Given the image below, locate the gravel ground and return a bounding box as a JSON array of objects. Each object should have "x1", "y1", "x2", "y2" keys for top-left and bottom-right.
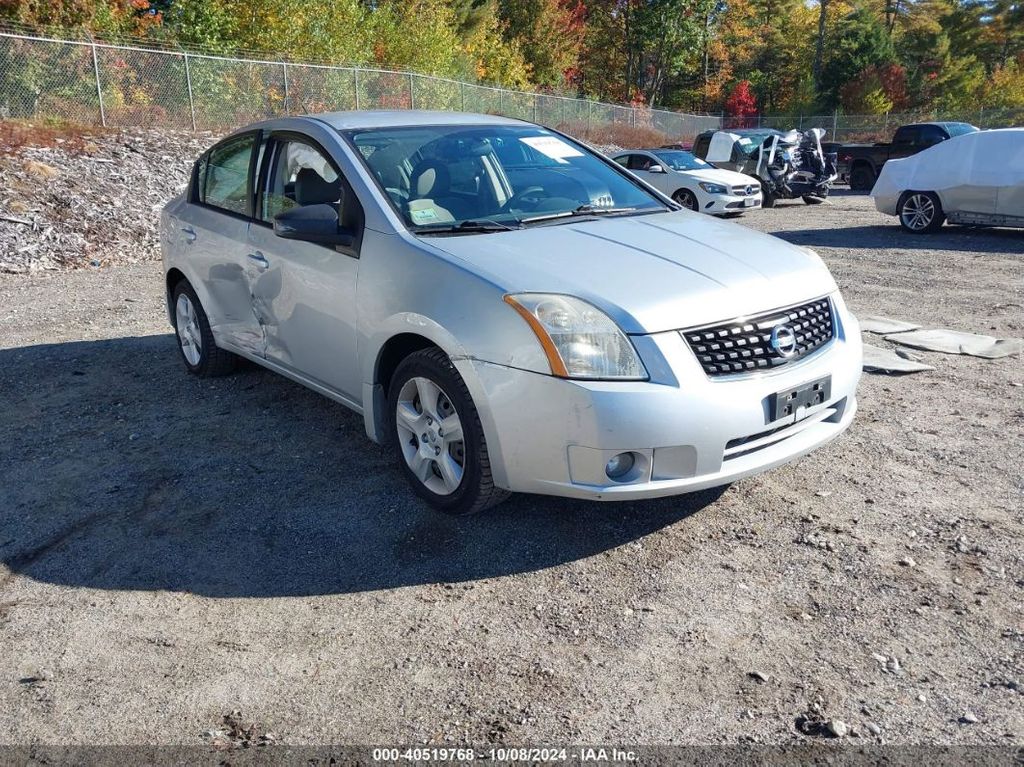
[{"x1": 0, "y1": 138, "x2": 1022, "y2": 749}]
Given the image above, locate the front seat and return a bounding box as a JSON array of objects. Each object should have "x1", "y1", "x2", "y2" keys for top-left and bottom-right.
[
  {"x1": 410, "y1": 160, "x2": 474, "y2": 220},
  {"x1": 294, "y1": 167, "x2": 341, "y2": 206}
]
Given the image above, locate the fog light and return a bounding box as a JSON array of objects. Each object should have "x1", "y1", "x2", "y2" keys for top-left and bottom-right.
[{"x1": 605, "y1": 452, "x2": 635, "y2": 481}]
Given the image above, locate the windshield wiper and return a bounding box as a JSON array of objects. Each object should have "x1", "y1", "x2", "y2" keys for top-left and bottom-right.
[
  {"x1": 521, "y1": 204, "x2": 640, "y2": 224},
  {"x1": 415, "y1": 218, "x2": 524, "y2": 234}
]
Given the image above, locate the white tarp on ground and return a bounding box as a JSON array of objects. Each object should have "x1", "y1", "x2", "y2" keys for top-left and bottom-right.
[
  {"x1": 883, "y1": 329, "x2": 1024, "y2": 359},
  {"x1": 862, "y1": 344, "x2": 935, "y2": 374},
  {"x1": 860, "y1": 316, "x2": 921, "y2": 334}
]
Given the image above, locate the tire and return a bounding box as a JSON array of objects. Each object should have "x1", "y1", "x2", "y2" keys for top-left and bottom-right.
[
  {"x1": 849, "y1": 164, "x2": 876, "y2": 192},
  {"x1": 761, "y1": 190, "x2": 776, "y2": 209},
  {"x1": 171, "y1": 280, "x2": 237, "y2": 377},
  {"x1": 672, "y1": 188, "x2": 699, "y2": 211},
  {"x1": 897, "y1": 191, "x2": 945, "y2": 234},
  {"x1": 388, "y1": 347, "x2": 509, "y2": 515}
]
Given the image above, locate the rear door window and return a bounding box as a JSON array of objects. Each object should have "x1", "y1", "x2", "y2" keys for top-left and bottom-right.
[{"x1": 201, "y1": 133, "x2": 257, "y2": 216}]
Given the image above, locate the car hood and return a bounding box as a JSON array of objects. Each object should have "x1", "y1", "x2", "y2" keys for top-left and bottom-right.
[
  {"x1": 676, "y1": 167, "x2": 756, "y2": 188},
  {"x1": 424, "y1": 211, "x2": 837, "y2": 334}
]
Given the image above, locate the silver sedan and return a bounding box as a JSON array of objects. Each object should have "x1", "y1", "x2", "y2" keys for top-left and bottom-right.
[{"x1": 161, "y1": 111, "x2": 862, "y2": 514}]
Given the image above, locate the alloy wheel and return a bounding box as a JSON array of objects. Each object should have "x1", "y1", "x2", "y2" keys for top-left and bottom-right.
[
  {"x1": 674, "y1": 189, "x2": 698, "y2": 211},
  {"x1": 175, "y1": 293, "x2": 203, "y2": 366},
  {"x1": 900, "y1": 194, "x2": 935, "y2": 231},
  {"x1": 395, "y1": 376, "x2": 466, "y2": 496}
]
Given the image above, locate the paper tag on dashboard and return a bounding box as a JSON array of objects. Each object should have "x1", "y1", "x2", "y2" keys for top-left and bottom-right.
[{"x1": 520, "y1": 136, "x2": 584, "y2": 163}]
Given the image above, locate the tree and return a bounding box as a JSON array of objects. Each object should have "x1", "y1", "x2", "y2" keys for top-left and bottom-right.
[
  {"x1": 819, "y1": 4, "x2": 895, "y2": 107},
  {"x1": 839, "y1": 62, "x2": 907, "y2": 111},
  {"x1": 724, "y1": 78, "x2": 757, "y2": 124},
  {"x1": 497, "y1": 0, "x2": 584, "y2": 88}
]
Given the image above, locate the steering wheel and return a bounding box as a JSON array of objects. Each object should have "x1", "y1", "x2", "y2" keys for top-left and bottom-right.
[{"x1": 506, "y1": 186, "x2": 548, "y2": 212}]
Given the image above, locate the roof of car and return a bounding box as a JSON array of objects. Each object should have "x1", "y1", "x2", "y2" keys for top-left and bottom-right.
[
  {"x1": 311, "y1": 110, "x2": 530, "y2": 130},
  {"x1": 904, "y1": 121, "x2": 975, "y2": 129}
]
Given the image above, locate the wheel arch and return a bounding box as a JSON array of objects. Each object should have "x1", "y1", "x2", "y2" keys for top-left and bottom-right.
[
  {"x1": 165, "y1": 267, "x2": 189, "y2": 324},
  {"x1": 360, "y1": 318, "x2": 511, "y2": 489}
]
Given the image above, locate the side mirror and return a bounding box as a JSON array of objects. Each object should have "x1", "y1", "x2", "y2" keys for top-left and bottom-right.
[
  {"x1": 273, "y1": 203, "x2": 355, "y2": 248},
  {"x1": 647, "y1": 164, "x2": 666, "y2": 173}
]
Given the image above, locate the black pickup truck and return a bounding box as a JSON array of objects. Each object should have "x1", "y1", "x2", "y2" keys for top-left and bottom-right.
[{"x1": 839, "y1": 121, "x2": 977, "y2": 190}]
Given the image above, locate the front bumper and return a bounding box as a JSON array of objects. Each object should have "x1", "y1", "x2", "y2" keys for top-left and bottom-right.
[
  {"x1": 458, "y1": 298, "x2": 862, "y2": 500},
  {"x1": 706, "y1": 193, "x2": 762, "y2": 214}
]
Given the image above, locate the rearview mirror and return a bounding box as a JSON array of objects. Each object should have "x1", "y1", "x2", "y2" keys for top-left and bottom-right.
[
  {"x1": 274, "y1": 204, "x2": 355, "y2": 248},
  {"x1": 647, "y1": 164, "x2": 666, "y2": 173}
]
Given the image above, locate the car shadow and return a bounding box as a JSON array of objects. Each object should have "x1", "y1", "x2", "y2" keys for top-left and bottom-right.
[
  {"x1": 0, "y1": 335, "x2": 722, "y2": 598},
  {"x1": 772, "y1": 224, "x2": 1023, "y2": 255}
]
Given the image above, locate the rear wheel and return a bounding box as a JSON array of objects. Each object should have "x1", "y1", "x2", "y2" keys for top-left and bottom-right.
[
  {"x1": 672, "y1": 188, "x2": 699, "y2": 211},
  {"x1": 171, "y1": 281, "x2": 237, "y2": 377},
  {"x1": 388, "y1": 348, "x2": 509, "y2": 515},
  {"x1": 897, "y1": 191, "x2": 944, "y2": 233},
  {"x1": 849, "y1": 164, "x2": 876, "y2": 192}
]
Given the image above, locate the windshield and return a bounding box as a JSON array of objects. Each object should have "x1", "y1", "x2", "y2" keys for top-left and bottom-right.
[
  {"x1": 736, "y1": 131, "x2": 783, "y2": 157},
  {"x1": 652, "y1": 150, "x2": 711, "y2": 171},
  {"x1": 342, "y1": 124, "x2": 667, "y2": 232},
  {"x1": 945, "y1": 123, "x2": 979, "y2": 137}
]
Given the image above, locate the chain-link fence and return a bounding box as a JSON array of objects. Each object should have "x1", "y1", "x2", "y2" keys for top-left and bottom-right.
[
  {"x1": 0, "y1": 30, "x2": 722, "y2": 142},
  {"x1": 724, "y1": 108, "x2": 1024, "y2": 142}
]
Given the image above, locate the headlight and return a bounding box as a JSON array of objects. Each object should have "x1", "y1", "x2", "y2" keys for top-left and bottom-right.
[
  {"x1": 698, "y1": 182, "x2": 728, "y2": 194},
  {"x1": 504, "y1": 293, "x2": 647, "y2": 380}
]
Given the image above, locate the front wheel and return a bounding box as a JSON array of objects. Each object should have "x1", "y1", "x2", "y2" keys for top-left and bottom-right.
[
  {"x1": 897, "y1": 191, "x2": 944, "y2": 233},
  {"x1": 388, "y1": 348, "x2": 509, "y2": 515},
  {"x1": 672, "y1": 188, "x2": 699, "y2": 211}
]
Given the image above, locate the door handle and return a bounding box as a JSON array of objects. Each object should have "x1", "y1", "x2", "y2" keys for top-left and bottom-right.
[
  {"x1": 181, "y1": 226, "x2": 197, "y2": 243},
  {"x1": 247, "y1": 251, "x2": 269, "y2": 269}
]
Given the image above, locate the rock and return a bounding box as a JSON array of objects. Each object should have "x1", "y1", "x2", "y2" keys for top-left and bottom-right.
[
  {"x1": 866, "y1": 722, "x2": 881, "y2": 735},
  {"x1": 899, "y1": 557, "x2": 916, "y2": 567},
  {"x1": 886, "y1": 657, "x2": 902, "y2": 673},
  {"x1": 748, "y1": 670, "x2": 768, "y2": 683},
  {"x1": 827, "y1": 720, "x2": 848, "y2": 737},
  {"x1": 917, "y1": 694, "x2": 927, "y2": 703},
  {"x1": 960, "y1": 711, "x2": 979, "y2": 724},
  {"x1": 815, "y1": 490, "x2": 832, "y2": 498},
  {"x1": 871, "y1": 652, "x2": 888, "y2": 664}
]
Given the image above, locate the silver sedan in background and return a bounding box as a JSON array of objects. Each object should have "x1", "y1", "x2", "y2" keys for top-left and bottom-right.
[{"x1": 161, "y1": 111, "x2": 862, "y2": 515}]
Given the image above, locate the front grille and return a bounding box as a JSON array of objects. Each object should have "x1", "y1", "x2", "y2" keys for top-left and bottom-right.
[
  {"x1": 683, "y1": 297, "x2": 834, "y2": 377},
  {"x1": 731, "y1": 184, "x2": 757, "y2": 196}
]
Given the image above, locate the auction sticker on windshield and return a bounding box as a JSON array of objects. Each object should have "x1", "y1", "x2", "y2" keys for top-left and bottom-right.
[{"x1": 520, "y1": 135, "x2": 584, "y2": 163}]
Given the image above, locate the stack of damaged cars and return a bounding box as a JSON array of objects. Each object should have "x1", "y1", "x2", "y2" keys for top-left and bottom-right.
[{"x1": 693, "y1": 127, "x2": 838, "y2": 207}]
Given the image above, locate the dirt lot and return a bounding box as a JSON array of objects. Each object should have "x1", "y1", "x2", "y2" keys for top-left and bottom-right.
[{"x1": 1, "y1": 160, "x2": 1022, "y2": 747}]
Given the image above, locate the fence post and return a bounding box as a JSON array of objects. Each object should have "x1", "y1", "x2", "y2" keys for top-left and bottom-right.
[
  {"x1": 798, "y1": 114, "x2": 804, "y2": 129},
  {"x1": 587, "y1": 100, "x2": 592, "y2": 134},
  {"x1": 183, "y1": 52, "x2": 196, "y2": 131},
  {"x1": 533, "y1": 94, "x2": 538, "y2": 123},
  {"x1": 461, "y1": 81, "x2": 466, "y2": 112},
  {"x1": 409, "y1": 72, "x2": 415, "y2": 109},
  {"x1": 282, "y1": 62, "x2": 290, "y2": 114},
  {"x1": 91, "y1": 43, "x2": 106, "y2": 128},
  {"x1": 354, "y1": 69, "x2": 360, "y2": 110},
  {"x1": 978, "y1": 106, "x2": 984, "y2": 128},
  {"x1": 832, "y1": 109, "x2": 838, "y2": 139}
]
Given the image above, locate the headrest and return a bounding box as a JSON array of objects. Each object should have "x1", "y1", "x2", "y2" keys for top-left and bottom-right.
[
  {"x1": 295, "y1": 168, "x2": 340, "y2": 206},
  {"x1": 412, "y1": 161, "x2": 450, "y2": 198}
]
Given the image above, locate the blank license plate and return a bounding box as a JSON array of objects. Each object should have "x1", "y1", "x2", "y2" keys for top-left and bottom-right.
[{"x1": 768, "y1": 375, "x2": 831, "y2": 422}]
